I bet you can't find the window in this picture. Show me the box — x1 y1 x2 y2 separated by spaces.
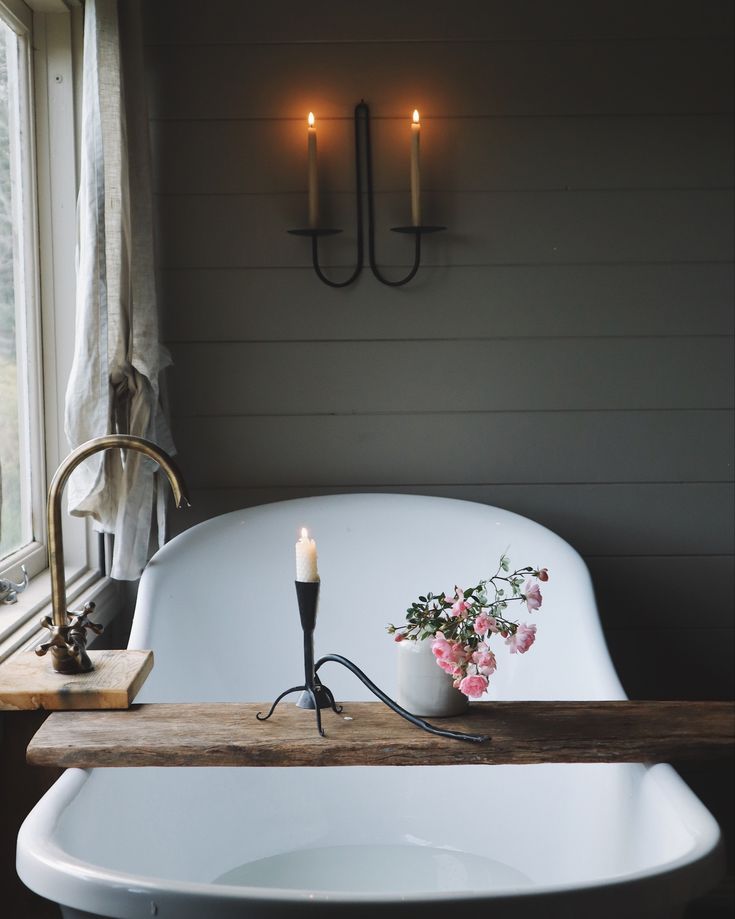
0 0 45 578
0 19 25 559
1 0 119 662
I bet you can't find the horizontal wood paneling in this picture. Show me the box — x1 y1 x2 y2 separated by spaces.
145 40 734 121
142 0 735 44
168 484 735 557
588 556 735 630
160 264 735 342
168 338 734 415
171 412 731 487
155 189 733 268
605 631 735 700
150 115 735 195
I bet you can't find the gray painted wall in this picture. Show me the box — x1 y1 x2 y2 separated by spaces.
142 0 734 706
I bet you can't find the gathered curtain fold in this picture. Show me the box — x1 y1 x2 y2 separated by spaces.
64 0 175 581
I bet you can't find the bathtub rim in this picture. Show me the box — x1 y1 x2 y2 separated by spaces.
17 761 724 919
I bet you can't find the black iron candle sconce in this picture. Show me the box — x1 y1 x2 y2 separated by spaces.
256 578 488 743
287 101 446 288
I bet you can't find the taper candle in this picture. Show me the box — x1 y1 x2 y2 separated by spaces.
410 109 421 226
307 112 319 228
295 528 319 581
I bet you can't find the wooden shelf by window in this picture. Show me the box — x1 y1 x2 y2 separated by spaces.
0 650 153 711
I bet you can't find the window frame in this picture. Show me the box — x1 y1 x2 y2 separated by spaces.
1 0 121 663
1 0 48 583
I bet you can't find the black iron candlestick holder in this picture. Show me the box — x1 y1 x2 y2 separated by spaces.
256 579 488 743
256 581 342 737
288 101 446 288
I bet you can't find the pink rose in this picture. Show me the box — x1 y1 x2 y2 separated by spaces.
445 587 472 618
524 580 543 612
458 674 489 698
506 622 537 654
431 633 452 659
472 648 497 675
473 612 498 636
436 657 458 674
431 635 470 676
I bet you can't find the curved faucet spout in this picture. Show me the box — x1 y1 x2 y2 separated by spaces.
43 435 190 672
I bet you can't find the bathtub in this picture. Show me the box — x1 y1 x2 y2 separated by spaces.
17 494 724 918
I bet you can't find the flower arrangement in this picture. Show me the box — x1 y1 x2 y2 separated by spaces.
387 555 549 699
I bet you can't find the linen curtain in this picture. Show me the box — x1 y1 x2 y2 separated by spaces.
65 0 175 580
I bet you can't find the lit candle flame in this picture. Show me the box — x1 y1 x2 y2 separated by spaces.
300 527 309 539
412 109 420 124
308 112 315 127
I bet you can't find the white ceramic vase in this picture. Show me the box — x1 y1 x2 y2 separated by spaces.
395 637 469 717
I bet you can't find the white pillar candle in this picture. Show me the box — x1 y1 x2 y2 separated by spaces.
410 109 421 227
295 527 319 581
307 112 319 228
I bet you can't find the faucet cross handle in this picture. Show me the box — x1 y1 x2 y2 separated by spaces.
35 602 102 673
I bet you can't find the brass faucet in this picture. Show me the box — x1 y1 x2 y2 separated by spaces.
36 435 190 674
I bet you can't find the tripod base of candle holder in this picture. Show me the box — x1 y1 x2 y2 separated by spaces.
256 680 342 736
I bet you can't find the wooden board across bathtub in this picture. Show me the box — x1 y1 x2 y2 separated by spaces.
26 700 734 768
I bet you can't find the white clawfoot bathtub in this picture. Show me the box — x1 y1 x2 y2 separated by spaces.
18 495 723 918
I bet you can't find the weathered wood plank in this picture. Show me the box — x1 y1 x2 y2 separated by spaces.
154 189 734 269
150 115 735 195
159 264 735 342
142 0 735 44
0 651 154 711
26 701 735 768
145 40 734 120
168 338 734 416
171 411 732 488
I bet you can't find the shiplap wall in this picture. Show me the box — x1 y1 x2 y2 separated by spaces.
141 0 734 703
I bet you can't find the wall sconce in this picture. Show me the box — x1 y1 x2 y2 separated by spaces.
288 101 446 288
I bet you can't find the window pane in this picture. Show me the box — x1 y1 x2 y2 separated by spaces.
0 18 31 561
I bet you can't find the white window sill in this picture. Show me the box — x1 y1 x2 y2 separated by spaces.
0 568 120 663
